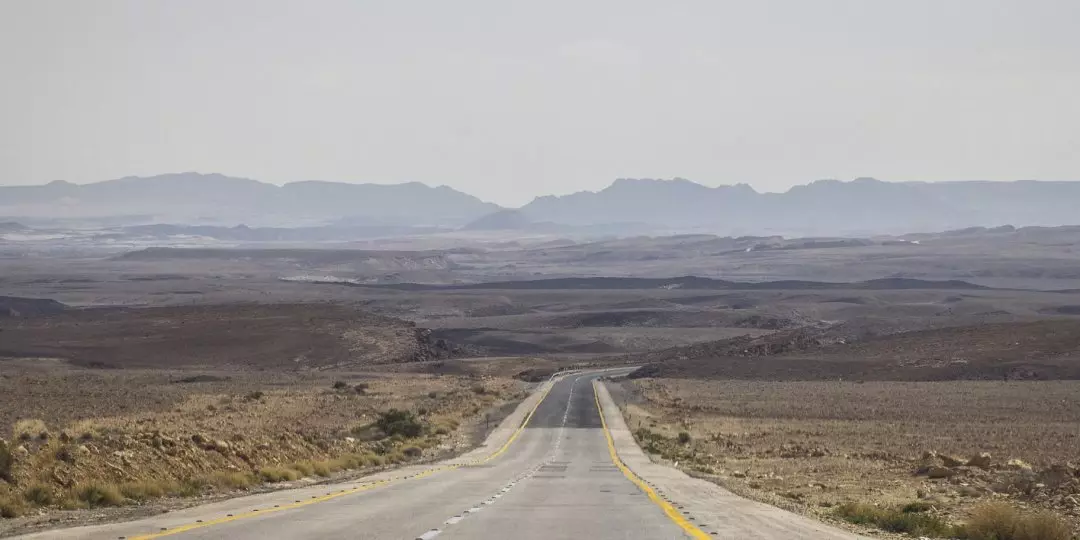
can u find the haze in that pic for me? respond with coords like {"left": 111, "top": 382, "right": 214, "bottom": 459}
{"left": 2, "top": 0, "right": 1078, "bottom": 206}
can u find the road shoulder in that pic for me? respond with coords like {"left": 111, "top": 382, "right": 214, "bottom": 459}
{"left": 595, "top": 379, "right": 873, "bottom": 540}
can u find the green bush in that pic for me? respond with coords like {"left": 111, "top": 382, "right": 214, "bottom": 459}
{"left": 376, "top": 409, "right": 424, "bottom": 438}
{"left": 835, "top": 502, "right": 954, "bottom": 537}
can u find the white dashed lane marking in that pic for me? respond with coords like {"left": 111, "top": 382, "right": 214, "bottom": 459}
{"left": 417, "top": 375, "right": 583, "bottom": 538}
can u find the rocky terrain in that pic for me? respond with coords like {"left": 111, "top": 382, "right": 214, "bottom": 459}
{"left": 610, "top": 377, "right": 1080, "bottom": 537}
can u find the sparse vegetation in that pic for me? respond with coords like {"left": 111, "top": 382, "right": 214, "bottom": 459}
{"left": 0, "top": 441, "right": 12, "bottom": 482}
{"left": 258, "top": 466, "right": 301, "bottom": 483}
{"left": 834, "top": 502, "right": 955, "bottom": 537}
{"left": 333, "top": 381, "right": 348, "bottom": 390}
{"left": 119, "top": 480, "right": 172, "bottom": 501}
{"left": 623, "top": 377, "right": 1080, "bottom": 534}
{"left": 13, "top": 419, "right": 47, "bottom": 441}
{"left": 0, "top": 495, "right": 24, "bottom": 518}
{"left": 962, "top": 502, "right": 1072, "bottom": 540}
{"left": 74, "top": 482, "right": 125, "bottom": 508}
{"left": 22, "top": 483, "right": 54, "bottom": 506}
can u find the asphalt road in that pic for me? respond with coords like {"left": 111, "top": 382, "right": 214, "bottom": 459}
{"left": 16, "top": 372, "right": 867, "bottom": 539}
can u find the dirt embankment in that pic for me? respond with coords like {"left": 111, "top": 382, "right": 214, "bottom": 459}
{"left": 630, "top": 320, "right": 1080, "bottom": 381}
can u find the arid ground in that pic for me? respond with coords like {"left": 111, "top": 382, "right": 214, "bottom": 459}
{"left": 3, "top": 227, "right": 1080, "bottom": 537}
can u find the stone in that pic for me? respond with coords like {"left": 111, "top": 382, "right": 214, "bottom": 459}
{"left": 966, "top": 452, "right": 992, "bottom": 469}
{"left": 927, "top": 466, "right": 957, "bottom": 479}
{"left": 939, "top": 454, "right": 964, "bottom": 467}
{"left": 212, "top": 440, "right": 231, "bottom": 453}
{"left": 1007, "top": 458, "right": 1033, "bottom": 471}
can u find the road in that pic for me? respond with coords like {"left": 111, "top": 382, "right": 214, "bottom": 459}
{"left": 17, "top": 372, "right": 867, "bottom": 539}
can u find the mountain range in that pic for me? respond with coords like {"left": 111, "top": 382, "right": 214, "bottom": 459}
{"left": 2, "top": 173, "right": 1079, "bottom": 235}
{"left": 0, "top": 173, "right": 498, "bottom": 228}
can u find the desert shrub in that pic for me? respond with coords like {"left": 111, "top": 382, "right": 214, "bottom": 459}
{"left": 835, "top": 502, "right": 954, "bottom": 537}
{"left": 333, "top": 381, "right": 348, "bottom": 390}
{"left": 354, "top": 383, "right": 370, "bottom": 395}
{"left": 1013, "top": 511, "right": 1073, "bottom": 540}
{"left": 75, "top": 483, "right": 125, "bottom": 508}
{"left": 22, "top": 483, "right": 54, "bottom": 506}
{"left": 427, "top": 391, "right": 438, "bottom": 399}
{"left": 292, "top": 461, "right": 315, "bottom": 476}
{"left": 402, "top": 445, "right": 423, "bottom": 458}
{"left": 0, "top": 495, "right": 25, "bottom": 518}
{"left": 55, "top": 445, "right": 75, "bottom": 464}
{"left": 120, "top": 480, "right": 171, "bottom": 501}
{"left": 376, "top": 409, "right": 424, "bottom": 438}
{"left": 902, "top": 501, "right": 934, "bottom": 513}
{"left": 962, "top": 502, "right": 1072, "bottom": 540}
{"left": 471, "top": 384, "right": 486, "bottom": 395}
{"left": 259, "top": 466, "right": 300, "bottom": 483}
{"left": 0, "top": 441, "right": 13, "bottom": 482}
{"left": 312, "top": 461, "right": 332, "bottom": 477}
{"left": 244, "top": 391, "right": 264, "bottom": 401}
{"left": 177, "top": 477, "right": 209, "bottom": 496}
{"left": 204, "top": 471, "right": 254, "bottom": 490}
{"left": 13, "top": 419, "right": 47, "bottom": 441}
{"left": 677, "top": 431, "right": 692, "bottom": 444}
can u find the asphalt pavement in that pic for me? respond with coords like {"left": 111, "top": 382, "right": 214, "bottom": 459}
{"left": 15, "top": 372, "right": 867, "bottom": 539}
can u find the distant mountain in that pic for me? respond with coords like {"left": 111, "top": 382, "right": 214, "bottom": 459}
{"left": 0, "top": 173, "right": 500, "bottom": 227}
{"left": 462, "top": 209, "right": 533, "bottom": 231}
{"left": 6, "top": 174, "right": 1080, "bottom": 235}
{"left": 520, "top": 177, "right": 1080, "bottom": 235}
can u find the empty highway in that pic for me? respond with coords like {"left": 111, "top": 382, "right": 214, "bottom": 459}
{"left": 17, "top": 372, "right": 867, "bottom": 539}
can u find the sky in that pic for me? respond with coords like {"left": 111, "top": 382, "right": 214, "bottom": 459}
{"left": 2, "top": 1, "right": 1078, "bottom": 207}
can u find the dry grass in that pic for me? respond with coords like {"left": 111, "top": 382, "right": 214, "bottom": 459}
{"left": 72, "top": 483, "right": 124, "bottom": 508}
{"left": 964, "top": 502, "right": 1073, "bottom": 540}
{"left": 0, "top": 495, "right": 24, "bottom": 519}
{"left": 0, "top": 368, "right": 525, "bottom": 527}
{"left": 12, "top": 419, "right": 47, "bottom": 441}
{"left": 21, "top": 484, "right": 54, "bottom": 506}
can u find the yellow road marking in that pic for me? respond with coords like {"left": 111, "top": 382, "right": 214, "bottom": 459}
{"left": 592, "top": 380, "right": 711, "bottom": 540}
{"left": 129, "top": 378, "right": 559, "bottom": 539}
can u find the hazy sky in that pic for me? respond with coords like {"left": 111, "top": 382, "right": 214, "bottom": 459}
{"left": 2, "top": 1, "right": 1078, "bottom": 206}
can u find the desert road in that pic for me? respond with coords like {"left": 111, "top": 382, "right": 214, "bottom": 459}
{"left": 16, "top": 372, "right": 868, "bottom": 540}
